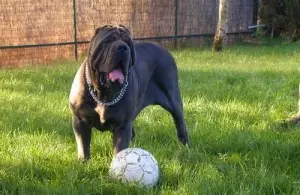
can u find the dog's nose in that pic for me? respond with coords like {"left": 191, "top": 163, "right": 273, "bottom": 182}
{"left": 117, "top": 45, "right": 128, "bottom": 52}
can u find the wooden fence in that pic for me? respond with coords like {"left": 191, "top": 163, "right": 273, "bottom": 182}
{"left": 0, "top": 0, "right": 255, "bottom": 68}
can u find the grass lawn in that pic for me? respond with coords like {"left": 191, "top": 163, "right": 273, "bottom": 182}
{"left": 1, "top": 42, "right": 300, "bottom": 194}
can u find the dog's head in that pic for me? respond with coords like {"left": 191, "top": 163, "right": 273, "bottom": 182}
{"left": 87, "top": 25, "right": 136, "bottom": 101}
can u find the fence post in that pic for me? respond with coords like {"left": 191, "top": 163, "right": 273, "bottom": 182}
{"left": 72, "top": 0, "right": 78, "bottom": 61}
{"left": 174, "top": 0, "right": 178, "bottom": 49}
{"left": 252, "top": 0, "right": 258, "bottom": 25}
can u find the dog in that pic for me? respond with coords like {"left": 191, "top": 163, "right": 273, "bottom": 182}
{"left": 69, "top": 25, "right": 189, "bottom": 160}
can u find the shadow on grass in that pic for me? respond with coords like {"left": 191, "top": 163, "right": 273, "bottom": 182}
{"left": 1, "top": 65, "right": 300, "bottom": 194}
{"left": 133, "top": 68, "right": 300, "bottom": 193}
{"left": 1, "top": 93, "right": 73, "bottom": 139}
{"left": 179, "top": 68, "right": 299, "bottom": 105}
{"left": 0, "top": 66, "right": 76, "bottom": 94}
{"left": 2, "top": 66, "right": 300, "bottom": 149}
{"left": 0, "top": 160, "right": 156, "bottom": 195}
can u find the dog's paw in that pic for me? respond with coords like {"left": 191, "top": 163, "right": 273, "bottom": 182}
{"left": 77, "top": 154, "right": 90, "bottom": 162}
{"left": 178, "top": 134, "right": 190, "bottom": 147}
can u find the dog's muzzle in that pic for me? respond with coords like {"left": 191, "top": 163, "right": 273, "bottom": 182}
{"left": 98, "top": 44, "right": 130, "bottom": 87}
{"left": 115, "top": 44, "right": 130, "bottom": 74}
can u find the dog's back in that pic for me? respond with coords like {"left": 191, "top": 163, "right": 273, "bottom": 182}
{"left": 131, "top": 42, "right": 180, "bottom": 116}
{"left": 133, "top": 41, "right": 179, "bottom": 87}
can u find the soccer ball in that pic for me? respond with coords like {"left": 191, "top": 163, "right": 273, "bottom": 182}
{"left": 109, "top": 148, "right": 159, "bottom": 187}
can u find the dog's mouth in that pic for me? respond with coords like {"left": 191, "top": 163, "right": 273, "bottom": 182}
{"left": 108, "top": 68, "right": 125, "bottom": 84}
{"left": 97, "top": 67, "right": 125, "bottom": 102}
{"left": 100, "top": 68, "right": 125, "bottom": 85}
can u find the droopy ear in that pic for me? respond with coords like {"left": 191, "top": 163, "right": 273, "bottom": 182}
{"left": 87, "top": 26, "right": 111, "bottom": 89}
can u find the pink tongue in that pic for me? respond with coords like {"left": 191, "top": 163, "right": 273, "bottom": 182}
{"left": 108, "top": 68, "right": 125, "bottom": 84}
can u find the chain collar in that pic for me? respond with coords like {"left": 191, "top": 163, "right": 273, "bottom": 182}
{"left": 85, "top": 63, "right": 128, "bottom": 106}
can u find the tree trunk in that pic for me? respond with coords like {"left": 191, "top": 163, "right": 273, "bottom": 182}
{"left": 212, "top": 0, "right": 229, "bottom": 52}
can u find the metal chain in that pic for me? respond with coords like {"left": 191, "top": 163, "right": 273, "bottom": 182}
{"left": 85, "top": 63, "right": 128, "bottom": 106}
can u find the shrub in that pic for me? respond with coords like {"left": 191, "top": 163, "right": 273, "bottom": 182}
{"left": 283, "top": 0, "right": 300, "bottom": 41}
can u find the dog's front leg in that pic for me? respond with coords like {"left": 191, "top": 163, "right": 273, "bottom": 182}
{"left": 112, "top": 122, "right": 133, "bottom": 155}
{"left": 72, "top": 116, "right": 92, "bottom": 161}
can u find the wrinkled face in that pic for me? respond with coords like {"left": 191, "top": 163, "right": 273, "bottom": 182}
{"left": 87, "top": 25, "right": 136, "bottom": 101}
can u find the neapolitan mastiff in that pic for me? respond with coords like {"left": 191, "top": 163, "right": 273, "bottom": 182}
{"left": 69, "top": 25, "right": 189, "bottom": 160}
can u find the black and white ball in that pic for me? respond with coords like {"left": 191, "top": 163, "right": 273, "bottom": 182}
{"left": 109, "top": 148, "right": 159, "bottom": 187}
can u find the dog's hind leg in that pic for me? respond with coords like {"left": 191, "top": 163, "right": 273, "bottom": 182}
{"left": 159, "top": 90, "right": 190, "bottom": 146}
{"left": 154, "top": 66, "right": 189, "bottom": 145}
{"left": 167, "top": 90, "right": 190, "bottom": 146}
{"left": 145, "top": 81, "right": 190, "bottom": 146}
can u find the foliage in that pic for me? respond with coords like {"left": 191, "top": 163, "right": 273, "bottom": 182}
{"left": 283, "top": 0, "right": 300, "bottom": 41}
{"left": 257, "top": 0, "right": 300, "bottom": 40}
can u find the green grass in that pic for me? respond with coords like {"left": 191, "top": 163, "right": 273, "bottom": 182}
{"left": 1, "top": 42, "right": 300, "bottom": 194}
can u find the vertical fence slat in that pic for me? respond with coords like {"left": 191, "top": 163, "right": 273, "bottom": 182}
{"left": 73, "top": 0, "right": 78, "bottom": 61}
{"left": 174, "top": 0, "right": 178, "bottom": 49}
{"left": 252, "top": 0, "right": 258, "bottom": 25}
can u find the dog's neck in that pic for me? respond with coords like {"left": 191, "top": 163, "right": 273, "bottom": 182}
{"left": 84, "top": 62, "right": 128, "bottom": 106}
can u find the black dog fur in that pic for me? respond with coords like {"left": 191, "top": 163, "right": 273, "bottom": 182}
{"left": 69, "top": 25, "right": 189, "bottom": 160}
